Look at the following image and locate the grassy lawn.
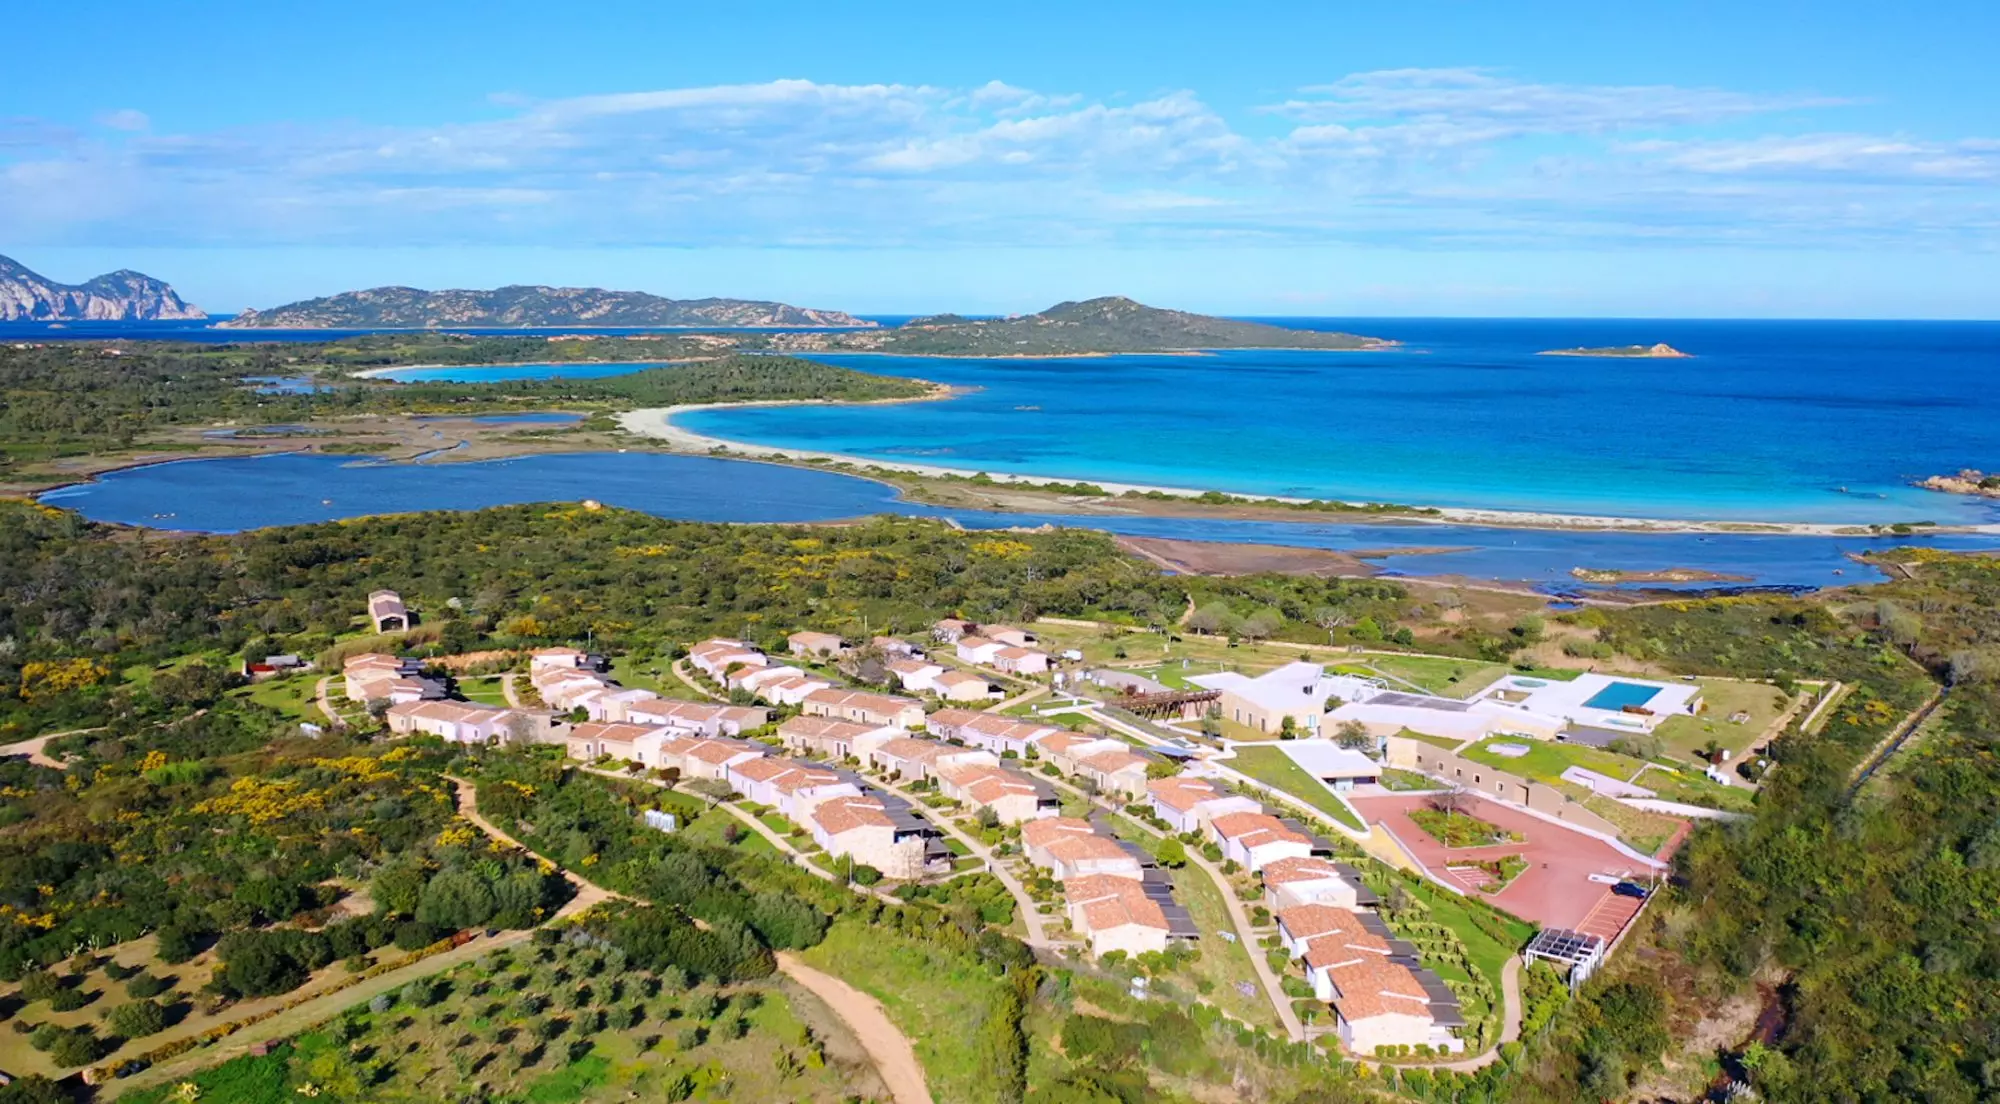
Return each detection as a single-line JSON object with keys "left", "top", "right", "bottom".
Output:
{"left": 1100, "top": 816, "right": 1280, "bottom": 1033}
{"left": 681, "top": 811, "right": 777, "bottom": 856}
{"left": 458, "top": 675, "right": 510, "bottom": 705}
{"left": 1380, "top": 768, "right": 1436, "bottom": 791}
{"left": 1461, "top": 736, "right": 1646, "bottom": 787}
{"left": 1400, "top": 728, "right": 1473, "bottom": 752}
{"left": 1576, "top": 794, "right": 1681, "bottom": 856}
{"left": 1653, "top": 678, "right": 1795, "bottom": 762}
{"left": 116, "top": 937, "right": 861, "bottom": 1104}
{"left": 234, "top": 675, "right": 318, "bottom": 721}
{"left": 798, "top": 919, "right": 1009, "bottom": 1104}
{"left": 1460, "top": 735, "right": 1750, "bottom": 815}
{"left": 1225, "top": 745, "right": 1364, "bottom": 831}
{"left": 1337, "top": 656, "right": 1510, "bottom": 698}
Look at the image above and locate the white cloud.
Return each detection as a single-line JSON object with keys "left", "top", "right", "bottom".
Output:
{"left": 0, "top": 72, "right": 1990, "bottom": 253}
{"left": 95, "top": 109, "right": 151, "bottom": 132}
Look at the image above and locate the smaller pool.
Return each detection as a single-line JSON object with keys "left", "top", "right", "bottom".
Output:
{"left": 1584, "top": 682, "right": 1662, "bottom": 712}
{"left": 1509, "top": 678, "right": 1549, "bottom": 688}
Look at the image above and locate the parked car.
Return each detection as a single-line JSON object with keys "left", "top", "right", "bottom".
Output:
{"left": 1612, "top": 880, "right": 1651, "bottom": 899}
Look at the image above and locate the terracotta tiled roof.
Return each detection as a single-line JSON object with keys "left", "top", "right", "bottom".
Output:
{"left": 1210, "top": 812, "right": 1312, "bottom": 850}
{"left": 1326, "top": 957, "right": 1433, "bottom": 1023}
{"left": 1065, "top": 874, "right": 1168, "bottom": 932}
{"left": 1080, "top": 748, "right": 1149, "bottom": 775}
{"left": 1148, "top": 776, "right": 1228, "bottom": 812}
{"left": 1021, "top": 816, "right": 1095, "bottom": 850}
{"left": 570, "top": 721, "right": 661, "bottom": 744}
{"left": 812, "top": 794, "right": 895, "bottom": 835}
{"left": 1261, "top": 856, "right": 1353, "bottom": 885}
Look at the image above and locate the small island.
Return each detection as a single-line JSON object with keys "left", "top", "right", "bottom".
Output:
{"left": 1538, "top": 343, "right": 1690, "bottom": 359}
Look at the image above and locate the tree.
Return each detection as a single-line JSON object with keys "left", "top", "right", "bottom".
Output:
{"left": 417, "top": 869, "right": 499, "bottom": 930}
{"left": 1240, "top": 609, "right": 1282, "bottom": 643}
{"left": 1333, "top": 720, "right": 1373, "bottom": 752}
{"left": 1312, "top": 607, "right": 1350, "bottom": 642}
{"left": 1186, "top": 602, "right": 1237, "bottom": 637}
{"left": 1156, "top": 838, "right": 1189, "bottom": 868}
{"left": 1278, "top": 715, "right": 1300, "bottom": 740}
{"left": 684, "top": 778, "right": 735, "bottom": 807}
{"left": 1428, "top": 787, "right": 1469, "bottom": 818}
{"left": 108, "top": 999, "right": 168, "bottom": 1039}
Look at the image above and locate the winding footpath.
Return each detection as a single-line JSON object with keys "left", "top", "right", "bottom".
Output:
{"left": 868, "top": 775, "right": 1050, "bottom": 949}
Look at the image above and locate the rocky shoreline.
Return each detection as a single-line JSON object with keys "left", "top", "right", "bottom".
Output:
{"left": 1916, "top": 469, "right": 2000, "bottom": 499}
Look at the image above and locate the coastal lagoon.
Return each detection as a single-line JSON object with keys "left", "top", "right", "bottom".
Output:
{"left": 42, "top": 451, "right": 2000, "bottom": 592}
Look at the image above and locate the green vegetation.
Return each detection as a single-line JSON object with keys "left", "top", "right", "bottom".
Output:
{"left": 1408, "top": 804, "right": 1522, "bottom": 848}
{"left": 0, "top": 339, "right": 924, "bottom": 474}
{"left": 826, "top": 296, "right": 1389, "bottom": 355}
{"left": 114, "top": 909, "right": 862, "bottom": 1103}
{"left": 1222, "top": 746, "right": 1364, "bottom": 830}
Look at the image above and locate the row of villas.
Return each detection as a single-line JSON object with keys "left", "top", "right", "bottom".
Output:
{"left": 1021, "top": 818, "right": 1198, "bottom": 959}
{"left": 532, "top": 647, "right": 771, "bottom": 734}
{"left": 933, "top": 619, "right": 1056, "bottom": 676}
{"left": 777, "top": 717, "right": 1062, "bottom": 824}
{"left": 688, "top": 638, "right": 932, "bottom": 725}
{"left": 1143, "top": 774, "right": 1466, "bottom": 1054}
{"left": 343, "top": 652, "right": 444, "bottom": 706}
{"left": 566, "top": 717, "right": 951, "bottom": 880}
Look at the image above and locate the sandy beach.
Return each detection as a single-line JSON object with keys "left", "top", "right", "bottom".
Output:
{"left": 616, "top": 401, "right": 2000, "bottom": 537}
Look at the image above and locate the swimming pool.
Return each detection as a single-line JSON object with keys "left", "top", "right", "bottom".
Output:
{"left": 1583, "top": 682, "right": 1663, "bottom": 712}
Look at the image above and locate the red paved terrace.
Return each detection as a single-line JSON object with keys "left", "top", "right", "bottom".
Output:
{"left": 1349, "top": 793, "right": 1660, "bottom": 933}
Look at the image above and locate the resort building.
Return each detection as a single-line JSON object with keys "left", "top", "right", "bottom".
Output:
{"left": 984, "top": 626, "right": 1039, "bottom": 649}
{"left": 1207, "top": 811, "right": 1317, "bottom": 871}
{"left": 931, "top": 619, "right": 975, "bottom": 643}
{"left": 1270, "top": 743, "right": 1384, "bottom": 792}
{"left": 1187, "top": 662, "right": 1385, "bottom": 736}
{"left": 1470, "top": 672, "right": 1703, "bottom": 742}
{"left": 566, "top": 720, "right": 667, "bottom": 763}
{"left": 865, "top": 736, "right": 995, "bottom": 782}
{"left": 787, "top": 631, "right": 848, "bottom": 660}
{"left": 1075, "top": 747, "right": 1152, "bottom": 798}
{"left": 806, "top": 793, "right": 950, "bottom": 881}
{"left": 342, "top": 653, "right": 442, "bottom": 704}
{"left": 688, "top": 639, "right": 769, "bottom": 681}
{"left": 1261, "top": 856, "right": 1379, "bottom": 912}
{"left": 767, "top": 765, "right": 863, "bottom": 820}
{"left": 529, "top": 647, "right": 595, "bottom": 671}
{"left": 926, "top": 710, "right": 1061, "bottom": 757}
{"left": 1147, "top": 776, "right": 1262, "bottom": 834}
{"left": 385, "top": 700, "right": 524, "bottom": 744}
{"left": 935, "top": 763, "right": 1060, "bottom": 824}
{"left": 1022, "top": 818, "right": 1146, "bottom": 881}
{"left": 931, "top": 669, "right": 1005, "bottom": 702}
{"left": 990, "top": 646, "right": 1052, "bottom": 676}
{"left": 872, "top": 636, "right": 923, "bottom": 659}
{"left": 954, "top": 636, "right": 1003, "bottom": 665}
{"left": 665, "top": 736, "right": 767, "bottom": 782}
{"left": 886, "top": 659, "right": 946, "bottom": 694}
{"left": 1324, "top": 692, "right": 1564, "bottom": 746}
{"left": 778, "top": 715, "right": 901, "bottom": 760}
{"left": 367, "top": 589, "right": 408, "bottom": 633}
{"left": 802, "top": 688, "right": 926, "bottom": 730}
{"left": 1063, "top": 874, "right": 1175, "bottom": 960}
{"left": 621, "top": 697, "right": 770, "bottom": 736}
{"left": 1273, "top": 904, "right": 1463, "bottom": 1053}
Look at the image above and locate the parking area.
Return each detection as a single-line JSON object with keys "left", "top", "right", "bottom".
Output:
{"left": 1349, "top": 792, "right": 1659, "bottom": 934}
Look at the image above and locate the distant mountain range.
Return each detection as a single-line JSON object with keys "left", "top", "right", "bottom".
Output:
{"left": 221, "top": 285, "right": 877, "bottom": 329}
{"left": 763, "top": 297, "right": 1392, "bottom": 355}
{"left": 0, "top": 255, "right": 206, "bottom": 321}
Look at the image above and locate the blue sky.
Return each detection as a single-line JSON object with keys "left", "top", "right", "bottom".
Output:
{"left": 6, "top": 1, "right": 1998, "bottom": 316}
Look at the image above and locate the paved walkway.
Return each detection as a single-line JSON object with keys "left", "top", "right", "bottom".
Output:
{"left": 500, "top": 672, "right": 524, "bottom": 708}
{"left": 313, "top": 676, "right": 346, "bottom": 727}
{"left": 1433, "top": 956, "right": 1525, "bottom": 1072}
{"left": 869, "top": 775, "right": 1049, "bottom": 948}
{"left": 672, "top": 659, "right": 728, "bottom": 701}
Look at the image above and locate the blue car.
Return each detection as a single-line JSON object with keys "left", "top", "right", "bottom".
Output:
{"left": 1612, "top": 881, "right": 1651, "bottom": 900}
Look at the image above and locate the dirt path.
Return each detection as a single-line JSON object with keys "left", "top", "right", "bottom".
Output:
{"left": 500, "top": 672, "right": 524, "bottom": 708}
{"left": 776, "top": 953, "right": 936, "bottom": 1104}
{"left": 0, "top": 730, "right": 85, "bottom": 768}
{"left": 446, "top": 775, "right": 630, "bottom": 918}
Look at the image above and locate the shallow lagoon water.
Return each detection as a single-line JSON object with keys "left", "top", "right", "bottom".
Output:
{"left": 40, "top": 451, "right": 2000, "bottom": 593}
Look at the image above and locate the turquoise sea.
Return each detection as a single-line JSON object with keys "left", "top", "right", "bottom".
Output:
{"left": 665, "top": 319, "right": 2000, "bottom": 524}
